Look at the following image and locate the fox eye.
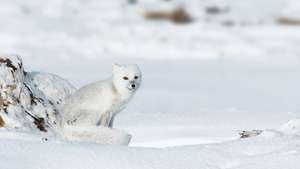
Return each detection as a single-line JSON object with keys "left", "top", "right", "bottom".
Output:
{"left": 134, "top": 76, "right": 139, "bottom": 79}
{"left": 123, "top": 76, "right": 129, "bottom": 80}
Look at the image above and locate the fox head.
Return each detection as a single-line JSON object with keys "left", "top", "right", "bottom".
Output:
{"left": 112, "top": 64, "right": 142, "bottom": 95}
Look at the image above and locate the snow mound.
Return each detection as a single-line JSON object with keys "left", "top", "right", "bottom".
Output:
{"left": 280, "top": 119, "right": 300, "bottom": 133}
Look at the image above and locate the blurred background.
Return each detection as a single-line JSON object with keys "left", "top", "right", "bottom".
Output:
{"left": 1, "top": 0, "right": 300, "bottom": 145}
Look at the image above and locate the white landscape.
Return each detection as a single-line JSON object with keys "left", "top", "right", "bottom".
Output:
{"left": 0, "top": 0, "right": 300, "bottom": 169}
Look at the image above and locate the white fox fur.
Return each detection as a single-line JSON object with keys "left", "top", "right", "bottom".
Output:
{"left": 61, "top": 64, "right": 141, "bottom": 145}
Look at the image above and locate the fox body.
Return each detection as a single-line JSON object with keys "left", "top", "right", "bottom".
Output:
{"left": 62, "top": 64, "right": 142, "bottom": 128}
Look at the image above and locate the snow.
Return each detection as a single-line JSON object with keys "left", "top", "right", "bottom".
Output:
{"left": 0, "top": 0, "right": 300, "bottom": 168}
{"left": 29, "top": 72, "right": 76, "bottom": 107}
{"left": 0, "top": 123, "right": 299, "bottom": 169}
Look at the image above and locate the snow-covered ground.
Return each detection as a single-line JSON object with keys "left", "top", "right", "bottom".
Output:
{"left": 0, "top": 0, "right": 300, "bottom": 168}
{"left": 1, "top": 121, "right": 300, "bottom": 169}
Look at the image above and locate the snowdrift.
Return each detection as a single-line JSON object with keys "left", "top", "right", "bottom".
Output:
{"left": 0, "top": 119, "right": 300, "bottom": 169}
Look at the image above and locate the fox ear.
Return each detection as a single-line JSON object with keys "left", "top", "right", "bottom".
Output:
{"left": 113, "top": 63, "right": 122, "bottom": 72}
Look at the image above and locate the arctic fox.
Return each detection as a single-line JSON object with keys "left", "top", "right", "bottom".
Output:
{"left": 62, "top": 64, "right": 142, "bottom": 128}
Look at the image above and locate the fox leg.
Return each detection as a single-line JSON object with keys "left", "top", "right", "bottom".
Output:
{"left": 98, "top": 112, "right": 112, "bottom": 127}
{"left": 108, "top": 115, "right": 115, "bottom": 128}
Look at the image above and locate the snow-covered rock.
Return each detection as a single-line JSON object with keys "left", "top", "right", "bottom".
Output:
{"left": 28, "top": 72, "right": 76, "bottom": 109}
{"left": 0, "top": 54, "right": 73, "bottom": 133}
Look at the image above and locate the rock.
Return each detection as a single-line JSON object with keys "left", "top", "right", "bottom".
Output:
{"left": 143, "top": 7, "right": 193, "bottom": 24}
{"left": 239, "top": 130, "right": 263, "bottom": 139}
{"left": 28, "top": 72, "right": 76, "bottom": 108}
{"left": 0, "top": 54, "right": 71, "bottom": 133}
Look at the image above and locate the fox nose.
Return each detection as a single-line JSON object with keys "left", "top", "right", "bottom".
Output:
{"left": 131, "top": 84, "right": 136, "bottom": 88}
